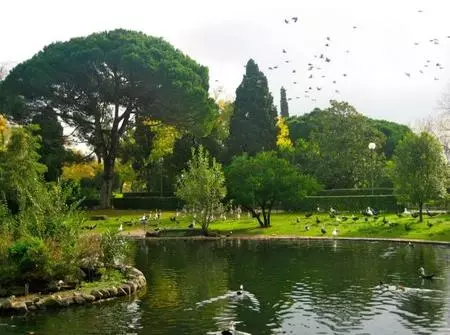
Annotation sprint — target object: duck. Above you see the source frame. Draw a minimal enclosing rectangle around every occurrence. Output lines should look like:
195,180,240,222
236,284,244,296
222,321,236,335
419,267,435,280
332,228,338,237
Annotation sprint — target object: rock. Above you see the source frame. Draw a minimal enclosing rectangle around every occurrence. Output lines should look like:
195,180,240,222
121,285,131,295
81,294,96,303
90,290,103,300
0,298,13,310
107,287,118,297
117,287,127,296
128,282,137,294
73,296,85,305
58,297,73,307
11,301,28,313
40,296,60,308
99,289,110,298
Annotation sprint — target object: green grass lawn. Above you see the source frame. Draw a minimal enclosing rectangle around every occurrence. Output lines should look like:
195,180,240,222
85,209,450,242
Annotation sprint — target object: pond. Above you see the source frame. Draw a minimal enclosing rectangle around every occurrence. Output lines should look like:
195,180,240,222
1,239,450,334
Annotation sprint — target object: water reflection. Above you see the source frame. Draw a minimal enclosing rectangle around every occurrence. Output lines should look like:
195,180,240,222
0,239,449,335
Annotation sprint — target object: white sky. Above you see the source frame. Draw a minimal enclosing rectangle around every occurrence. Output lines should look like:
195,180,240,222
2,0,450,126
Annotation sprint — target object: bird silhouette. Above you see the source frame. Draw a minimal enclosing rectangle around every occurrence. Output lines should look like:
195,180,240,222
419,267,435,280
325,58,331,62
292,17,298,23
284,19,289,24
282,49,287,53
292,69,296,73
405,72,411,77
321,227,327,235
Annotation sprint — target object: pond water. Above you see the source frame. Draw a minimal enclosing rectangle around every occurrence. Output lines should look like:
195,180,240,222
1,239,450,335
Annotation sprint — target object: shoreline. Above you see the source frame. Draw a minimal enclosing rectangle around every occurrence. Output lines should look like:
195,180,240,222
0,265,147,315
121,229,450,246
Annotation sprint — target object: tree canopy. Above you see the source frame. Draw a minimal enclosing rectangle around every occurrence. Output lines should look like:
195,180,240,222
1,29,217,207
227,59,277,159
392,132,447,221
286,101,387,188
226,151,320,227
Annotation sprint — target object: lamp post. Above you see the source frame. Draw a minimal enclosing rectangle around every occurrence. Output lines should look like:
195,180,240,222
368,142,376,195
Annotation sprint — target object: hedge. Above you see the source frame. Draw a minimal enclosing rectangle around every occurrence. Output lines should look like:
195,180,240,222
123,192,174,198
317,188,394,196
112,197,183,210
293,195,401,212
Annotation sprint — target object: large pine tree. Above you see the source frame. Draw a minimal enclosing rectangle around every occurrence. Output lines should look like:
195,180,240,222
280,86,289,118
227,59,278,158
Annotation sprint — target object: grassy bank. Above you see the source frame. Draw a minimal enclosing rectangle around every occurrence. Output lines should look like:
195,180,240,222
85,209,450,242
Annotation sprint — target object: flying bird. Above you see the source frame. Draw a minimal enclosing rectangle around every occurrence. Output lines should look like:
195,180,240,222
405,72,411,77
325,58,331,62
292,69,296,73
282,49,287,53
284,19,289,24
342,73,347,77
292,17,298,22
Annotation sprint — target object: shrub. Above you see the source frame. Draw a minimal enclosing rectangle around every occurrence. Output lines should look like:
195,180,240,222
100,230,132,267
7,237,50,282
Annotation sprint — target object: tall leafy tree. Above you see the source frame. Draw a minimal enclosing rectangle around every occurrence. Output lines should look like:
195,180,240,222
287,101,386,188
1,29,216,208
392,132,447,222
176,145,226,235
280,86,289,118
227,59,277,159
226,152,320,228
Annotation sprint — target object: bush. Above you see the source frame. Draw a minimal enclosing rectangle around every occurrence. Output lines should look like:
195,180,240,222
100,230,132,267
292,194,400,212
112,196,183,210
317,188,394,196
7,237,50,282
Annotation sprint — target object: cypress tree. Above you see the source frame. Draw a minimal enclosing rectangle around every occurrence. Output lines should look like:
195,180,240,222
227,59,278,158
280,86,289,118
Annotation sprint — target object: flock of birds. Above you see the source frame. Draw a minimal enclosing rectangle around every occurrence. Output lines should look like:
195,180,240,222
296,206,438,236
214,9,450,106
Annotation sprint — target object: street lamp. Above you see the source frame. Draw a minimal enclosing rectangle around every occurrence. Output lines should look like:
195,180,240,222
368,142,376,195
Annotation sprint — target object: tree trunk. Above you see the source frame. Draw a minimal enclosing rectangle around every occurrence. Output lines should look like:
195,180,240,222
419,202,423,222
100,157,115,208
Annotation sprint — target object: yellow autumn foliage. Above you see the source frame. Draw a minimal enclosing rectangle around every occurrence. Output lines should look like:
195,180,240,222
0,114,9,147
276,116,293,150
143,118,182,162
62,162,102,181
